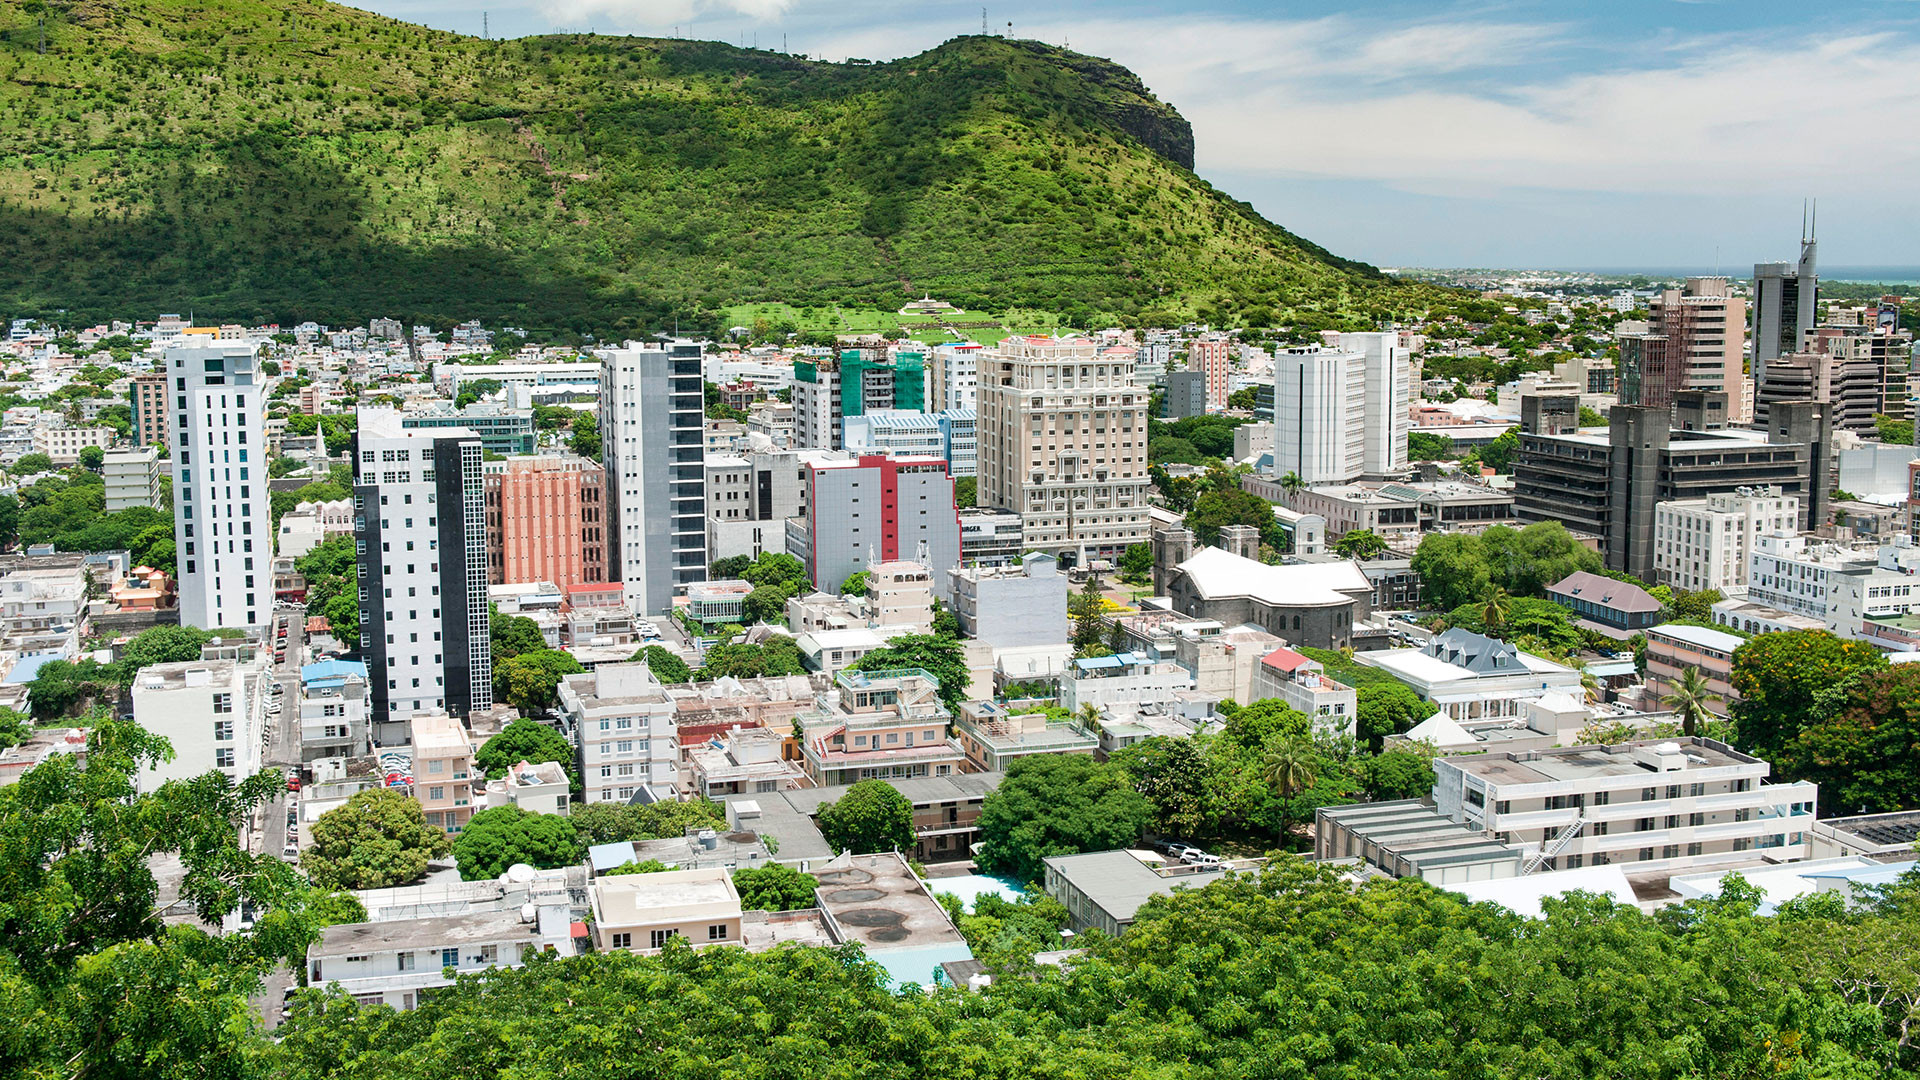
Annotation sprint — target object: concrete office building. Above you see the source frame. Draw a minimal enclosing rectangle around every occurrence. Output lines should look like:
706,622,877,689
1164,371,1209,419
1430,738,1817,877
1512,393,1830,581
975,336,1151,561
785,454,960,599
130,660,258,791
1187,334,1231,412
1341,331,1412,478
957,509,1024,567
1752,224,1818,396
168,340,269,630
352,409,493,728
130,373,169,448
1617,278,1748,422
1650,486,1798,593
483,454,605,589
103,446,162,511
948,551,1069,648
557,662,679,805
705,447,845,562
1752,348,1881,432
1271,345,1365,485
791,352,924,451
600,341,707,617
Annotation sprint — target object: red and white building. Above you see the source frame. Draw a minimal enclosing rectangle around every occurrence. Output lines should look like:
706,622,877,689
784,454,961,599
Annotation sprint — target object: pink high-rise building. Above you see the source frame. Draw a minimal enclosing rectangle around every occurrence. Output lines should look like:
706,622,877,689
484,455,606,587
1188,335,1230,411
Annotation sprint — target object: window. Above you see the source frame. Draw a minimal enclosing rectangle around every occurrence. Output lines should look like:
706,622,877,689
212,692,232,714
213,720,233,741
478,946,498,964
649,930,673,949
441,947,459,968
1688,812,1705,827
707,924,729,941
1466,789,1484,808
611,933,632,949
397,952,415,971
215,748,235,768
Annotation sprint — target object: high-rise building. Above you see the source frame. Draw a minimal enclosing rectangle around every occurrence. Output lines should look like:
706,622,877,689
169,340,268,630
352,408,493,731
927,342,983,412
1751,347,1880,433
1165,371,1209,419
1752,221,1818,395
1271,345,1366,485
1651,486,1799,593
130,373,169,448
1340,331,1412,477
484,454,606,588
974,335,1151,561
790,351,925,450
704,446,845,561
784,454,962,597
1621,278,1748,421
1512,395,1830,581
1187,334,1231,412
600,341,707,617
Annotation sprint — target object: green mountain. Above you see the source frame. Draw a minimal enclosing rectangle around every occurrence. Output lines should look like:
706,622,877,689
0,0,1422,333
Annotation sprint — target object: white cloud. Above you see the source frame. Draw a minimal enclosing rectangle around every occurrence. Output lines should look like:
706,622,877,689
536,0,793,32
805,10,1920,202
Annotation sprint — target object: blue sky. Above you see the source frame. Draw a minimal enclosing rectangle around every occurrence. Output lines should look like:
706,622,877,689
344,0,1920,270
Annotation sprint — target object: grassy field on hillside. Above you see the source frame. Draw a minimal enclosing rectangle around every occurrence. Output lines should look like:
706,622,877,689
0,1,1445,333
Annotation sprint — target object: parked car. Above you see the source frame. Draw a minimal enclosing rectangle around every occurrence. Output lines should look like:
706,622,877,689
1181,851,1222,867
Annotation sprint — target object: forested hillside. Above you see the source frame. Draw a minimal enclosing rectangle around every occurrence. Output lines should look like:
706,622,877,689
0,0,1424,332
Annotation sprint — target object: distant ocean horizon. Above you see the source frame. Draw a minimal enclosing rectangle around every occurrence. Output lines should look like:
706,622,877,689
1475,265,1920,285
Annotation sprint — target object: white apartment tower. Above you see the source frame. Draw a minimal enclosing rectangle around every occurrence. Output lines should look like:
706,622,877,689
352,409,493,730
975,335,1150,560
600,341,708,617
928,342,982,412
1340,332,1412,478
1272,345,1366,486
1651,487,1799,593
557,663,680,805
168,340,268,629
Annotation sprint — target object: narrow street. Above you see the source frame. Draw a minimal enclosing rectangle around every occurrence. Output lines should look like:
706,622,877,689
260,604,307,859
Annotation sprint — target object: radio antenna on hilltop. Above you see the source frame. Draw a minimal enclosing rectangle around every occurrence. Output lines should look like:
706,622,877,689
482,11,488,38
982,7,987,35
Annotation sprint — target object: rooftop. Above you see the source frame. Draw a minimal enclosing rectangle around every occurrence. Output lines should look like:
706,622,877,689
1547,571,1661,614
1442,737,1760,788
1175,546,1371,608
1042,848,1243,925
593,866,741,926
1646,622,1745,653
309,909,541,958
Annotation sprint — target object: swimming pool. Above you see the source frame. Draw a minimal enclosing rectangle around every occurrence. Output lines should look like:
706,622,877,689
926,872,1023,912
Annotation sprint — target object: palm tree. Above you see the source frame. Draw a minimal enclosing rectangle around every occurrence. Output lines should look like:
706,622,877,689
1480,587,1512,631
1661,666,1722,737
1580,668,1602,704
1278,471,1305,502
1075,701,1104,735
1262,741,1317,800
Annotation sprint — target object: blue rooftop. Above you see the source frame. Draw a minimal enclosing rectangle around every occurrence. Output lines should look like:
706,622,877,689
5,651,64,685
1072,651,1144,672
302,659,368,686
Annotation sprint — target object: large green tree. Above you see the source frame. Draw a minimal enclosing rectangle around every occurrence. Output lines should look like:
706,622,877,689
1776,663,1920,813
1729,630,1887,763
474,719,576,784
815,779,916,856
975,755,1153,884
303,787,452,890
847,633,971,712
570,798,726,846
731,864,820,911
629,644,692,684
492,649,585,716
452,806,584,881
